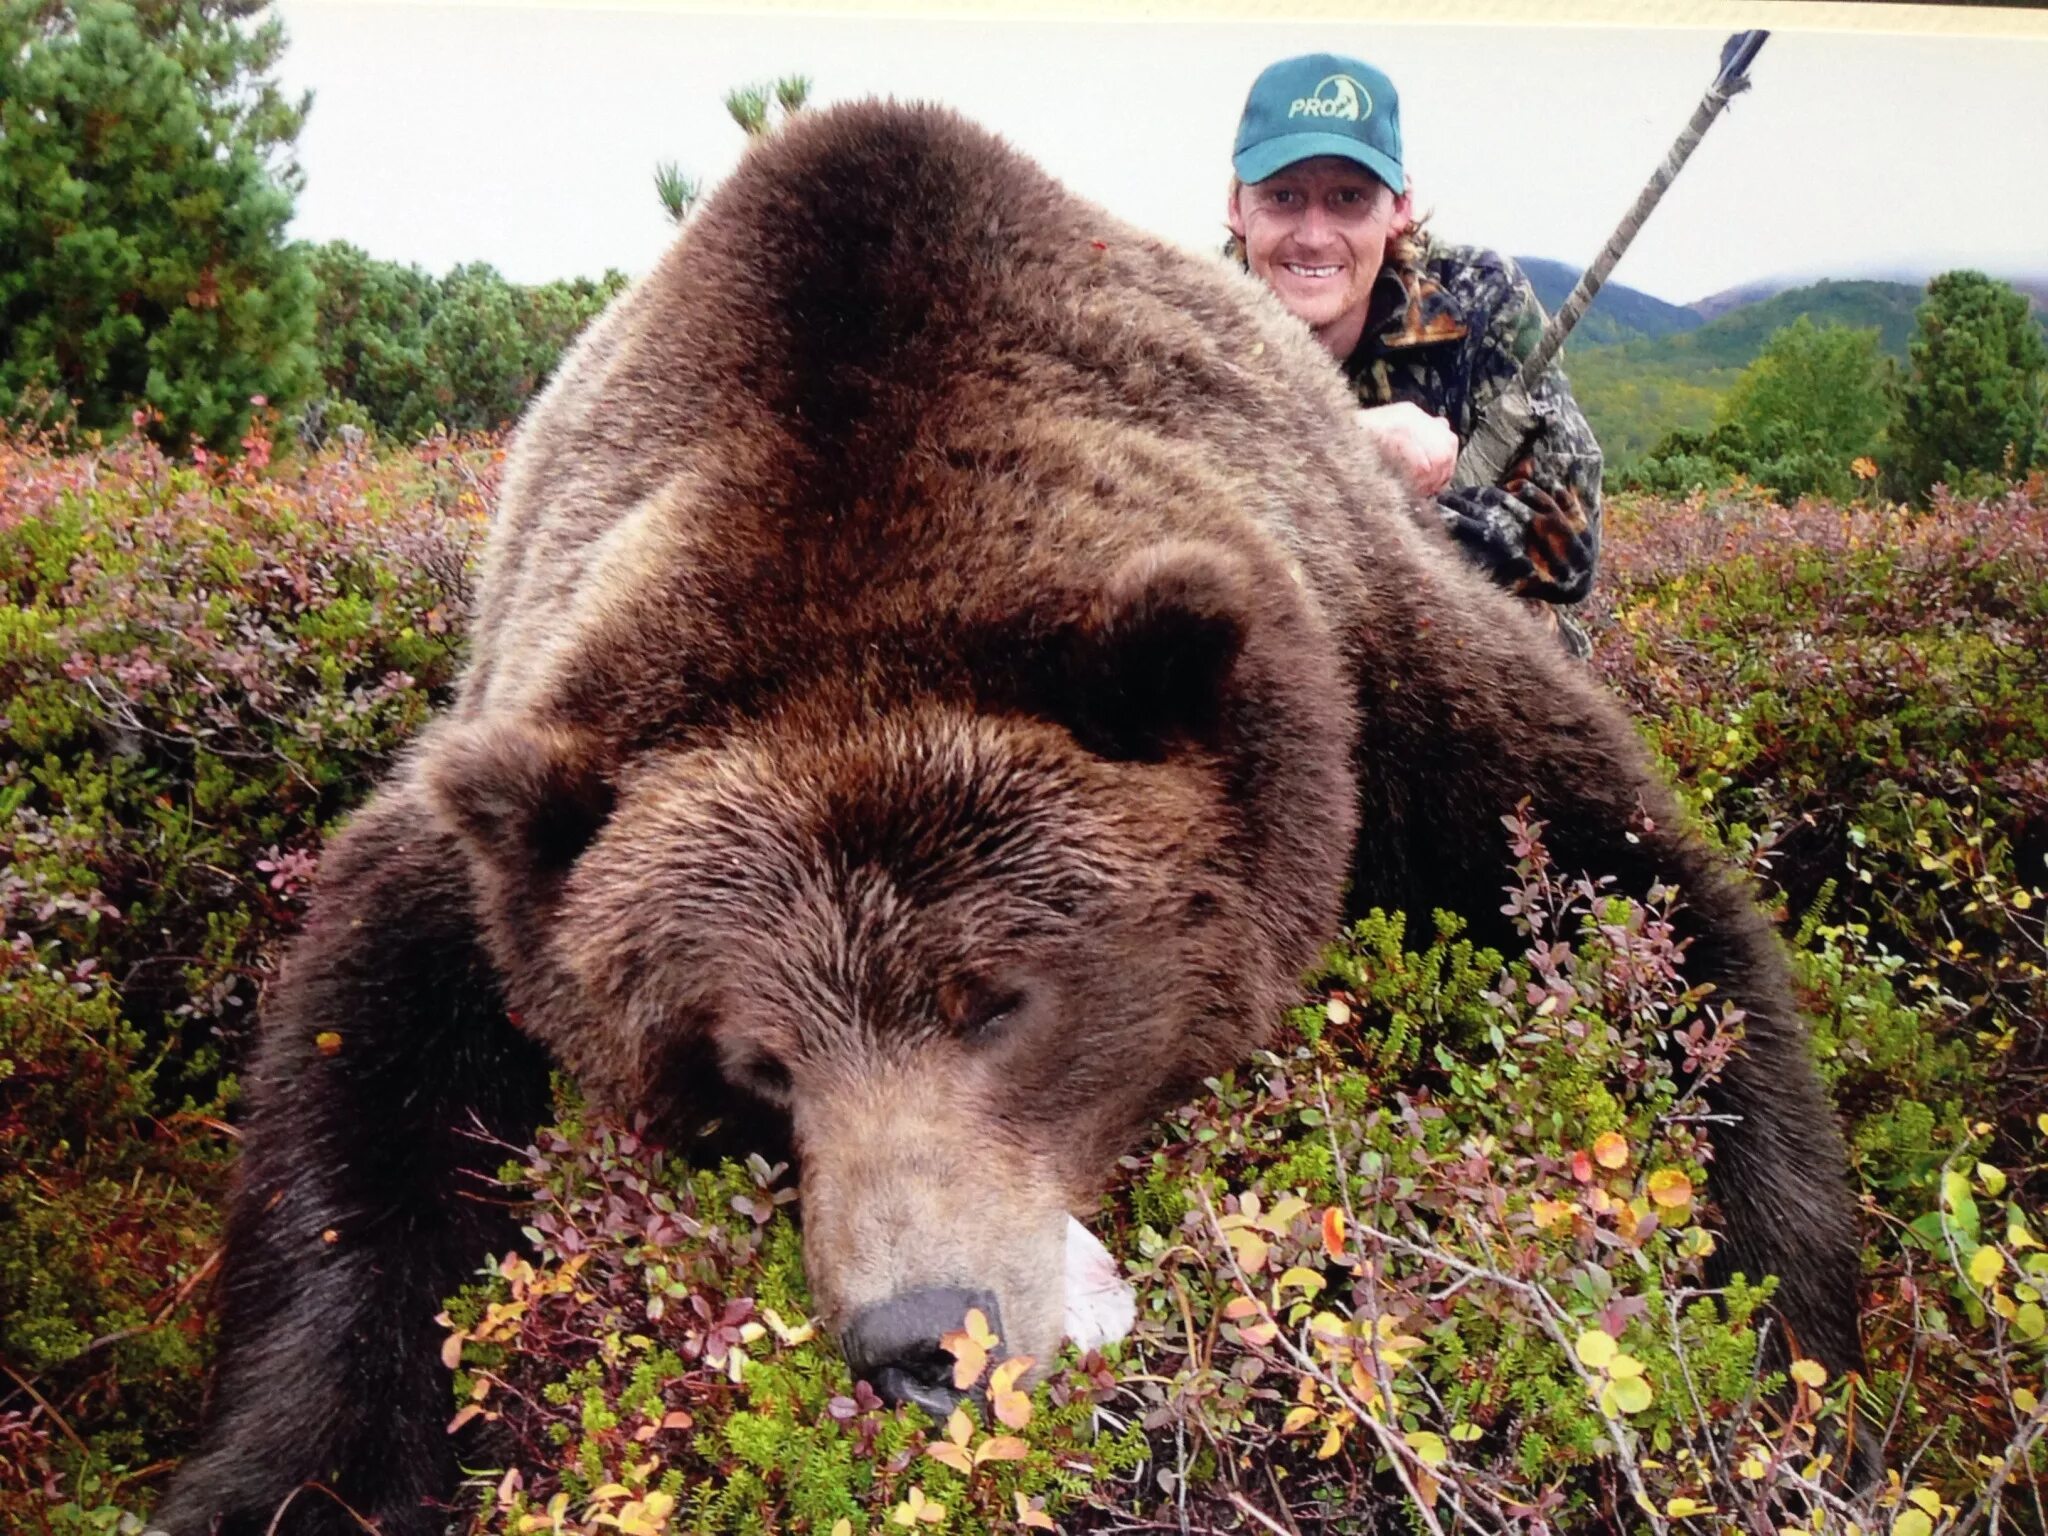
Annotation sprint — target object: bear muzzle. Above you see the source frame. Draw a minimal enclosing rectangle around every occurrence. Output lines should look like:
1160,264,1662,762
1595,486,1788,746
840,1285,1001,1417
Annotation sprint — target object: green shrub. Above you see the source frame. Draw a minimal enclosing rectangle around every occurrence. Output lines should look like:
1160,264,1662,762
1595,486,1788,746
0,423,496,1527
4,443,2044,1531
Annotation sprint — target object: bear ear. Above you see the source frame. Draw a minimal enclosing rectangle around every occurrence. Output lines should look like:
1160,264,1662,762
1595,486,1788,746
422,718,618,876
1060,541,1254,761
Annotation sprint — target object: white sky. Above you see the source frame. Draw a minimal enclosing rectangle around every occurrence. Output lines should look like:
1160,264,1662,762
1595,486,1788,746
269,3,2048,306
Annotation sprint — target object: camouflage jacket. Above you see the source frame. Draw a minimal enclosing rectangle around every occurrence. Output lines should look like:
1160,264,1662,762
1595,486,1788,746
1341,241,1605,626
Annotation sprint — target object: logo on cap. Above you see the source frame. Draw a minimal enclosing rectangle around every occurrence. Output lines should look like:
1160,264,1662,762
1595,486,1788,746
1288,74,1371,122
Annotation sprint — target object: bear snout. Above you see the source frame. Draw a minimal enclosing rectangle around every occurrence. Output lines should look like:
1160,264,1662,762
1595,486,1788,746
840,1285,1001,1417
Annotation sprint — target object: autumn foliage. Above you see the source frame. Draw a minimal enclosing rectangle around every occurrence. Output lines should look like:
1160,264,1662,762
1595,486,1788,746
2,439,2044,1533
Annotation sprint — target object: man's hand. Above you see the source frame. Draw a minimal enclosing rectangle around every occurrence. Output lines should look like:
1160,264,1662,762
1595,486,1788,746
1356,402,1457,497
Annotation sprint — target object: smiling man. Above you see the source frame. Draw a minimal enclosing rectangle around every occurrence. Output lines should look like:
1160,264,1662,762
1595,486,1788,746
1226,54,1604,657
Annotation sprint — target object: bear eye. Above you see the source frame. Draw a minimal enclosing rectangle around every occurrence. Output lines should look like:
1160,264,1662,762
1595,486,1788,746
732,1050,793,1105
941,974,1029,1043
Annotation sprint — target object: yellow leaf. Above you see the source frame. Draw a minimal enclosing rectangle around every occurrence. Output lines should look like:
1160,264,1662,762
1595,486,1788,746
924,1440,971,1474
1647,1169,1694,1209
833,1523,853,1536
761,1307,816,1346
1574,1329,1618,1369
975,1435,1030,1465
1666,1497,1717,1518
1265,1196,1309,1229
892,1487,946,1529
1593,1132,1629,1170
1906,1488,1942,1516
1893,1508,1935,1536
1450,1422,1483,1443
1315,1422,1344,1459
1738,1455,1767,1480
1607,1352,1645,1380
1970,1245,2006,1288
1530,1197,1571,1230
2014,1386,2040,1414
1229,1227,1271,1273
990,1355,1035,1430
945,1409,972,1447
1282,1406,1319,1435
2019,1305,2046,1342
1788,1359,1827,1389
1015,1493,1056,1531
1978,1163,2009,1196
1405,1430,1448,1467
1412,1468,1441,1509
1601,1375,1653,1415
1276,1266,1326,1297
939,1308,999,1391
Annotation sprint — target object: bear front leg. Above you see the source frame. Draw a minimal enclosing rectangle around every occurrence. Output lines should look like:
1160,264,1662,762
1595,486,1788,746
152,781,554,1536
1345,597,1864,1384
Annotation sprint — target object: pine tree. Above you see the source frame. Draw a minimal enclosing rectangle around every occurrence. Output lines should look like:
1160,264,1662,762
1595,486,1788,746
661,74,812,225
0,0,317,449
1892,271,2048,499
304,241,439,439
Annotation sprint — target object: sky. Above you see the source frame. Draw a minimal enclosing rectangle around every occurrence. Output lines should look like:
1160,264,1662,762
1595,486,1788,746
268,3,2048,307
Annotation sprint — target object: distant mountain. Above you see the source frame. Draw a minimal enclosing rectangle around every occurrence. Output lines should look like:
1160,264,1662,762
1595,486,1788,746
1513,256,1703,347
1564,279,1927,461
1655,279,1930,366
1690,268,2048,322
1538,273,2048,462
1689,278,1797,323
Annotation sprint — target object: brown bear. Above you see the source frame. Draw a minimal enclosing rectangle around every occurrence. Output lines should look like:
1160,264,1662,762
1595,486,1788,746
156,101,1862,1535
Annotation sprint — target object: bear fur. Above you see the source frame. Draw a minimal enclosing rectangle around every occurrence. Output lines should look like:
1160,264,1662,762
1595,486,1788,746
157,102,1862,1535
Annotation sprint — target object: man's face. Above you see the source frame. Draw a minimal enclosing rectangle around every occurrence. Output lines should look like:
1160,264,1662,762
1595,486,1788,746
1228,157,1408,355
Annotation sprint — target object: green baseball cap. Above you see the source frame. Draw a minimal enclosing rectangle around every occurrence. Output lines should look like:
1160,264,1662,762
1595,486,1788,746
1232,53,1404,190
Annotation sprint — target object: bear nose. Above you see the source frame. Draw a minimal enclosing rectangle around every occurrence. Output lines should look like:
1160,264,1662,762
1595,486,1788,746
841,1286,1002,1419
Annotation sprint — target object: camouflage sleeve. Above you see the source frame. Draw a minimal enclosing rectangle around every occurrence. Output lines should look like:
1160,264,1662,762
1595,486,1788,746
1435,262,1604,604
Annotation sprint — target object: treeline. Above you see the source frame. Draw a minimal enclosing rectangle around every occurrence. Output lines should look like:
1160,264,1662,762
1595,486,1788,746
0,0,628,451
298,246,627,444
1614,272,2048,504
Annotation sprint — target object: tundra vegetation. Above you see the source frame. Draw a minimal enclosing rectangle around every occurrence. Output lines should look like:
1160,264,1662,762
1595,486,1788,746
4,3,2048,1531
0,418,2043,1534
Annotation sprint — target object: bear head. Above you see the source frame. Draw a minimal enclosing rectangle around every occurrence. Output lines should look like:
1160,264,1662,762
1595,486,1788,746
420,536,1357,1413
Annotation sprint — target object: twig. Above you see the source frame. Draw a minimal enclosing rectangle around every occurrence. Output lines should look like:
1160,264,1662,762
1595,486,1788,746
0,1361,91,1461
1263,1462,1305,1536
1196,1186,1455,1536
1225,1489,1293,1536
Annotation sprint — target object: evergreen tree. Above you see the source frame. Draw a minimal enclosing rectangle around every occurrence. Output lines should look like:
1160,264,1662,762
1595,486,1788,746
0,0,318,448
661,74,810,226
301,250,626,440
303,240,438,439
1892,271,2048,498
654,161,701,226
